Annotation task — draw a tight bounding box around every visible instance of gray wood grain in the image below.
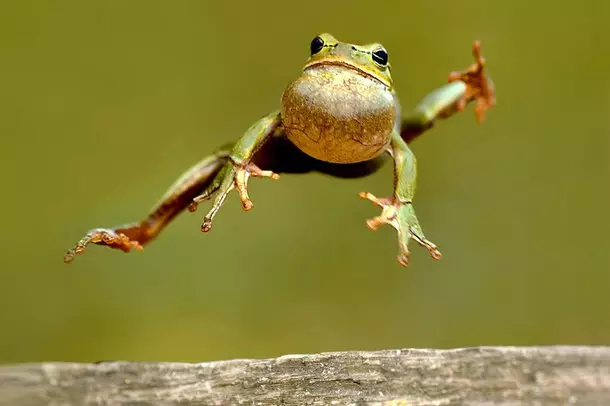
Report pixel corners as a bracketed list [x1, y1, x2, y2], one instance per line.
[1, 346, 610, 405]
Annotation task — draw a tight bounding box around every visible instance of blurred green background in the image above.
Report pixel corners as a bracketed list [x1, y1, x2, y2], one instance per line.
[1, 1, 609, 364]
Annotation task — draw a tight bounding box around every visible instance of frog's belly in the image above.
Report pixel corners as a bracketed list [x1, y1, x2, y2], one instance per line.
[280, 67, 396, 164]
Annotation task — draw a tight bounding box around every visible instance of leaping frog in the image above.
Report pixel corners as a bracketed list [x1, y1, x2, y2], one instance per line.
[64, 33, 495, 267]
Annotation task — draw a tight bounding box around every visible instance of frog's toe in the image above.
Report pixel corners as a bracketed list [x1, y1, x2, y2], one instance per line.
[200, 192, 228, 233]
[396, 238, 439, 267]
[397, 251, 410, 267]
[448, 40, 496, 123]
[195, 161, 279, 233]
[64, 228, 144, 263]
[358, 192, 397, 230]
[359, 192, 393, 208]
[408, 227, 442, 260]
[235, 162, 280, 211]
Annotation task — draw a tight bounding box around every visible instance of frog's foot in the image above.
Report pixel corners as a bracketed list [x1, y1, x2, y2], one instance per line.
[359, 192, 441, 267]
[64, 228, 144, 263]
[448, 40, 496, 123]
[189, 160, 279, 232]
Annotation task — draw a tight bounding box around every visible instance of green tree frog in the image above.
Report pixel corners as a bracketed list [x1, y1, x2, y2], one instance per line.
[65, 33, 495, 267]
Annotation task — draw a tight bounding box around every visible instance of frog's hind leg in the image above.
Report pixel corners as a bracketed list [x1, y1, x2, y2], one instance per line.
[65, 131, 388, 264]
[64, 146, 232, 263]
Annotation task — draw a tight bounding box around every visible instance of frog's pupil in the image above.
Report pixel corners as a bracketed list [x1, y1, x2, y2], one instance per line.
[372, 49, 388, 66]
[310, 36, 325, 55]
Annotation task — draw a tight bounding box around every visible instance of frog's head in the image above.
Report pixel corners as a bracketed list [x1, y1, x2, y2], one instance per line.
[303, 33, 393, 88]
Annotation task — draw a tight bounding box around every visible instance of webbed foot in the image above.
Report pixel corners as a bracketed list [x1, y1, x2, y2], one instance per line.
[189, 160, 279, 232]
[448, 40, 496, 123]
[359, 192, 441, 267]
[64, 228, 144, 263]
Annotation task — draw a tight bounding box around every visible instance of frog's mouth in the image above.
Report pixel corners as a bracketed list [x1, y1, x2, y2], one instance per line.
[304, 60, 390, 87]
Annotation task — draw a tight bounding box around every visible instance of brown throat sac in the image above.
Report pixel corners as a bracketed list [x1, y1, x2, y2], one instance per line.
[280, 65, 396, 164]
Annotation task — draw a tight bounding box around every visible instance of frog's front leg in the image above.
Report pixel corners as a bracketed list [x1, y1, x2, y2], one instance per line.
[401, 40, 496, 143]
[360, 131, 440, 267]
[188, 111, 282, 232]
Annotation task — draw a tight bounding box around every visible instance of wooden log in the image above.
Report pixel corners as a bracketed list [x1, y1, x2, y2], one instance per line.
[1, 346, 610, 405]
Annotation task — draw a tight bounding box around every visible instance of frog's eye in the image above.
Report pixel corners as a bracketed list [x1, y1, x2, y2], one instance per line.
[372, 48, 389, 67]
[310, 36, 325, 55]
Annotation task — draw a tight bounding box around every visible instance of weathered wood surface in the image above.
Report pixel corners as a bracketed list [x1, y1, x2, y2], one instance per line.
[1, 346, 610, 405]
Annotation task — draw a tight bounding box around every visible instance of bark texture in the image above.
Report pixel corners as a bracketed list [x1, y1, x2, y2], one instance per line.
[1, 346, 609, 405]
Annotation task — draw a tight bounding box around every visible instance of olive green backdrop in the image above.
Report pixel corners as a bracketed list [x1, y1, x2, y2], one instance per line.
[1, 1, 609, 363]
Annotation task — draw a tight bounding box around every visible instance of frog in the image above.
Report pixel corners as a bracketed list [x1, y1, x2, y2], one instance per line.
[64, 33, 495, 267]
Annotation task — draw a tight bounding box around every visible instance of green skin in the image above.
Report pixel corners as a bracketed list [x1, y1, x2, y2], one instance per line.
[64, 33, 495, 267]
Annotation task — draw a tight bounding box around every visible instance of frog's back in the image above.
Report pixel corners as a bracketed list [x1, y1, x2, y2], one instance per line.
[280, 65, 396, 164]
